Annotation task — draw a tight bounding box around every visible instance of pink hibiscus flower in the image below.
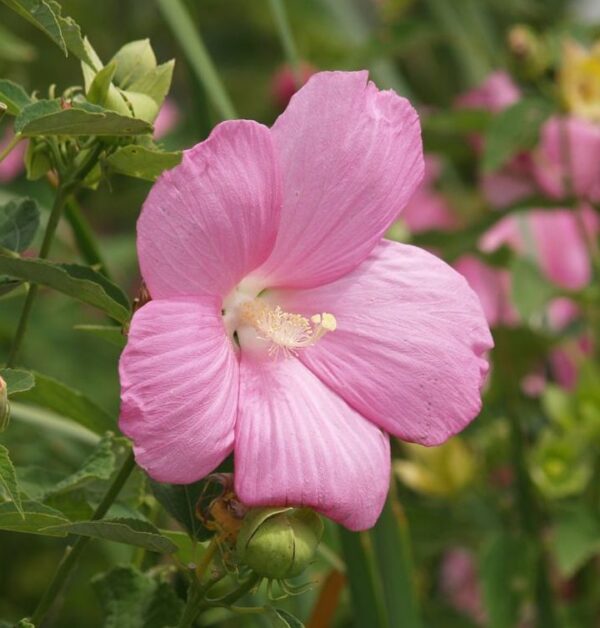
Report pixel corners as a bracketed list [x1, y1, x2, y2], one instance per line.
[119, 72, 492, 530]
[271, 62, 316, 110]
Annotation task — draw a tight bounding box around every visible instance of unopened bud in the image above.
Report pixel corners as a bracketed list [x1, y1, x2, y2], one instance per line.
[0, 376, 9, 432]
[236, 507, 323, 579]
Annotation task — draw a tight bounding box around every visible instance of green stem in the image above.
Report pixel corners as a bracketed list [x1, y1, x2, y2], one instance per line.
[29, 450, 136, 626]
[268, 0, 301, 82]
[6, 185, 70, 367]
[64, 197, 112, 279]
[156, 0, 237, 120]
[0, 132, 21, 163]
[177, 573, 229, 628]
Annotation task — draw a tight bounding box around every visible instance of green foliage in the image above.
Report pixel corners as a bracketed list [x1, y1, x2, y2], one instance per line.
[92, 566, 184, 628]
[0, 198, 40, 252]
[0, 368, 35, 395]
[0, 79, 32, 115]
[106, 145, 182, 181]
[266, 607, 305, 627]
[0, 500, 69, 535]
[0, 444, 23, 516]
[510, 257, 559, 319]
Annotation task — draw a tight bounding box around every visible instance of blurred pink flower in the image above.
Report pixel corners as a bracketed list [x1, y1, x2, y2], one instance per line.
[153, 99, 181, 140]
[440, 548, 486, 625]
[454, 255, 517, 327]
[0, 127, 26, 182]
[119, 71, 492, 530]
[481, 154, 536, 209]
[455, 70, 520, 113]
[401, 155, 457, 233]
[480, 207, 598, 290]
[271, 62, 316, 110]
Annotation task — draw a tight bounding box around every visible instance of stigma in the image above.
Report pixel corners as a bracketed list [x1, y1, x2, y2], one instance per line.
[240, 300, 336, 358]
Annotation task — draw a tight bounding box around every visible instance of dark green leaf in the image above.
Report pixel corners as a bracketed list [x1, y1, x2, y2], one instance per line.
[0, 368, 35, 395]
[554, 505, 600, 578]
[93, 565, 184, 628]
[423, 108, 492, 135]
[483, 98, 553, 172]
[0, 500, 69, 535]
[0, 79, 32, 115]
[15, 100, 153, 137]
[0, 444, 23, 517]
[0, 198, 40, 252]
[74, 324, 126, 348]
[0, 251, 130, 323]
[46, 517, 178, 553]
[15, 371, 115, 435]
[510, 257, 558, 320]
[44, 0, 97, 67]
[0, 0, 65, 55]
[44, 490, 94, 521]
[106, 145, 181, 181]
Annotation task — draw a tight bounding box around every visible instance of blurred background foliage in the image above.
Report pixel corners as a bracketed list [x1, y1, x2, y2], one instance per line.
[2, 0, 600, 626]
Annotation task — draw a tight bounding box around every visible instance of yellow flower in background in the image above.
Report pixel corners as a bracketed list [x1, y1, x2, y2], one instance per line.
[559, 39, 600, 122]
[394, 437, 477, 498]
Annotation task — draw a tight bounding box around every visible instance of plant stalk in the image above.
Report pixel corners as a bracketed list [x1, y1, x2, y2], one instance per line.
[268, 0, 301, 83]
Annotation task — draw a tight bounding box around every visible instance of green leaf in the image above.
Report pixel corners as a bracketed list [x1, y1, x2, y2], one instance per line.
[0, 198, 40, 252]
[483, 98, 553, 172]
[339, 528, 390, 628]
[423, 108, 492, 135]
[93, 565, 184, 628]
[86, 61, 117, 107]
[128, 60, 175, 110]
[0, 250, 131, 323]
[44, 0, 97, 67]
[510, 257, 558, 320]
[44, 490, 94, 521]
[24, 139, 53, 180]
[370, 480, 422, 628]
[0, 368, 35, 395]
[15, 100, 153, 137]
[554, 506, 600, 578]
[106, 145, 181, 181]
[74, 324, 126, 348]
[266, 607, 305, 627]
[0, 500, 69, 535]
[0, 444, 23, 517]
[47, 434, 116, 495]
[46, 517, 178, 553]
[0, 79, 32, 115]
[111, 39, 157, 88]
[15, 371, 115, 435]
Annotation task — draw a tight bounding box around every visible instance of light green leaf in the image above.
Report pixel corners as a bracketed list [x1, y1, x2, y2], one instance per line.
[483, 98, 553, 172]
[93, 565, 184, 628]
[128, 60, 175, 111]
[46, 517, 178, 553]
[0, 444, 23, 517]
[15, 100, 152, 137]
[0, 251, 130, 323]
[15, 371, 115, 435]
[510, 257, 558, 320]
[106, 145, 181, 181]
[87, 61, 117, 107]
[266, 608, 305, 628]
[0, 79, 32, 115]
[110, 39, 157, 88]
[0, 500, 69, 535]
[0, 368, 35, 395]
[0, 0, 65, 55]
[74, 324, 126, 348]
[24, 139, 53, 180]
[0, 198, 40, 252]
[47, 434, 116, 495]
[118, 90, 159, 124]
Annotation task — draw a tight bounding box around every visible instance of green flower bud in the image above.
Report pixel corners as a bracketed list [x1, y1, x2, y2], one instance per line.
[236, 507, 323, 579]
[0, 376, 9, 432]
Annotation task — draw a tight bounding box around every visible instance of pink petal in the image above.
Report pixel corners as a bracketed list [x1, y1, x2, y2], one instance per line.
[455, 71, 520, 112]
[271, 240, 493, 446]
[119, 298, 238, 483]
[153, 98, 180, 139]
[234, 354, 390, 530]
[481, 169, 535, 209]
[0, 129, 26, 182]
[454, 255, 518, 327]
[138, 120, 281, 299]
[255, 71, 423, 289]
[533, 116, 600, 200]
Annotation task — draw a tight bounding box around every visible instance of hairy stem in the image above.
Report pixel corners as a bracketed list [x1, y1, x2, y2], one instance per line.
[29, 450, 136, 626]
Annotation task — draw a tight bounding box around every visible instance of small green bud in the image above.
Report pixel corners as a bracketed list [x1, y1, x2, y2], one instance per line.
[236, 507, 323, 579]
[0, 376, 9, 432]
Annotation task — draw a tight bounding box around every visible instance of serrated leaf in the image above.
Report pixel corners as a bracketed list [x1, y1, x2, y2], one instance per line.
[0, 368, 35, 395]
[93, 565, 183, 628]
[106, 145, 181, 181]
[44, 0, 97, 67]
[74, 324, 126, 348]
[47, 434, 116, 495]
[111, 39, 157, 88]
[0, 0, 66, 55]
[0, 198, 40, 252]
[0, 79, 32, 115]
[46, 517, 178, 553]
[0, 250, 130, 323]
[0, 444, 23, 516]
[87, 61, 117, 107]
[15, 100, 152, 137]
[0, 500, 69, 535]
[15, 371, 115, 435]
[483, 98, 553, 172]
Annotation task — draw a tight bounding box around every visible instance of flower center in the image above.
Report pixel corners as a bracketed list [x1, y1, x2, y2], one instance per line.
[239, 299, 336, 358]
